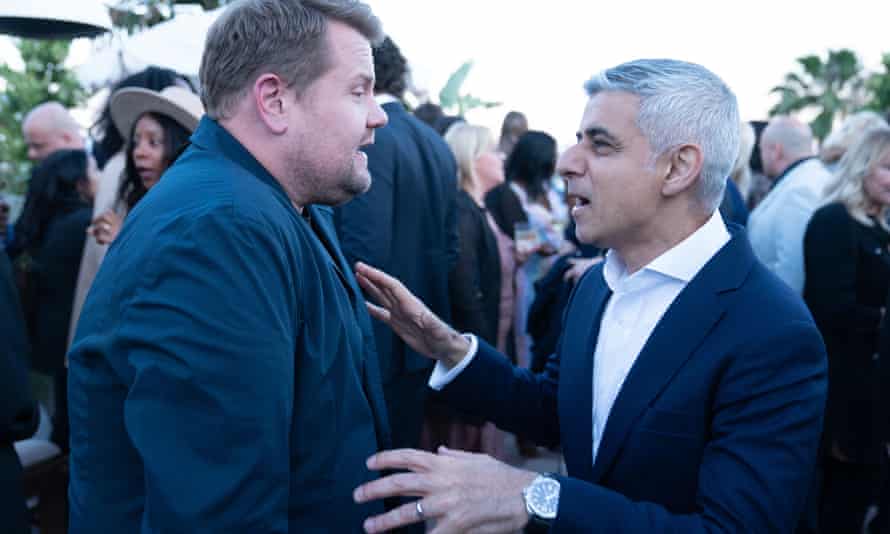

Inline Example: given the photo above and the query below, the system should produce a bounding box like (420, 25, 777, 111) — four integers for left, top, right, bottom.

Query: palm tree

(865, 53, 890, 115)
(438, 61, 501, 117)
(769, 49, 867, 141)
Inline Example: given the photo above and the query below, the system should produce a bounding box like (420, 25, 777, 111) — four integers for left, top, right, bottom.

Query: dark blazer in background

(883, 287, 890, 442)
(335, 100, 458, 449)
(449, 190, 501, 345)
(484, 181, 527, 238)
(68, 118, 391, 533)
(1, 253, 39, 534)
(804, 202, 890, 464)
(26, 205, 91, 375)
(438, 227, 828, 533)
(719, 178, 749, 227)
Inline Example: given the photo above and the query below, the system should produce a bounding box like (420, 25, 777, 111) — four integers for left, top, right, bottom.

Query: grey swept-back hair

(584, 59, 740, 212)
(200, 0, 383, 121)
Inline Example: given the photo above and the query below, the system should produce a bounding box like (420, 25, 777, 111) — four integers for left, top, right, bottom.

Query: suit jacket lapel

(559, 268, 611, 482)
(307, 205, 393, 450)
(306, 207, 357, 298)
(589, 231, 751, 482)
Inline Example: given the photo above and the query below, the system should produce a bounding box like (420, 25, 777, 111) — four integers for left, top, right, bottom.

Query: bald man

(22, 101, 84, 162)
(748, 116, 833, 293)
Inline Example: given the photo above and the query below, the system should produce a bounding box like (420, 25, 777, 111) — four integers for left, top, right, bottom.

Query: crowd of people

(1, 0, 890, 532)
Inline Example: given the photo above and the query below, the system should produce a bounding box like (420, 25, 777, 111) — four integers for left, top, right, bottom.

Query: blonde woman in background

(803, 127, 890, 533)
(420, 122, 508, 460)
(730, 121, 756, 203)
(820, 110, 888, 172)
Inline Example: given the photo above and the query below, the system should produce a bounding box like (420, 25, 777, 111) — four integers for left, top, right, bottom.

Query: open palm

(354, 262, 469, 364)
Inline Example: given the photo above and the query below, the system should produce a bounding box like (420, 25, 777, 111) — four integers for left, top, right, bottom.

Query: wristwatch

(522, 473, 560, 531)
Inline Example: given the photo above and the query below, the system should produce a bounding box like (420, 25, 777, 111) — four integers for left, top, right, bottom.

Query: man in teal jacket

(67, 1, 392, 531)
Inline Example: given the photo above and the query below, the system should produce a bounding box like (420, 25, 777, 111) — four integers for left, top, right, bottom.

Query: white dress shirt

(430, 210, 731, 463)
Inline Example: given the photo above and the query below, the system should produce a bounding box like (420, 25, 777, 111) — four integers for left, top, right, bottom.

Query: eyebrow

(352, 73, 374, 87)
(577, 126, 620, 144)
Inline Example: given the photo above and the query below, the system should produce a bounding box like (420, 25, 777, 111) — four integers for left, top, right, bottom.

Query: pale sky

(2, 0, 889, 148)
(366, 0, 890, 147)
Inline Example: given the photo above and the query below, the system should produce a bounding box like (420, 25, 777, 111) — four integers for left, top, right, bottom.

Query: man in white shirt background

(352, 59, 827, 534)
(748, 116, 834, 293)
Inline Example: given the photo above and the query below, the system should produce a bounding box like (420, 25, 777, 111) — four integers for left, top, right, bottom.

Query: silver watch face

(527, 476, 560, 519)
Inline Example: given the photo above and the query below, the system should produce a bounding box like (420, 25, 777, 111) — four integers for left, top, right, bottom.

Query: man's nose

(368, 100, 388, 129)
(556, 145, 583, 180)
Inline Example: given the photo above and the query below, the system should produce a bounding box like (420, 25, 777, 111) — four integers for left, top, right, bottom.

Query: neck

(465, 182, 485, 206)
(614, 208, 711, 275)
(219, 116, 306, 211)
(775, 153, 811, 178)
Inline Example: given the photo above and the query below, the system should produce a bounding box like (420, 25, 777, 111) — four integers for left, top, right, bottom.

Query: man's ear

(253, 73, 290, 135)
(61, 131, 78, 148)
(661, 143, 704, 198)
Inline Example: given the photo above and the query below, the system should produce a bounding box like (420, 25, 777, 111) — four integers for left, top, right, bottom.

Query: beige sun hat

(110, 86, 204, 137)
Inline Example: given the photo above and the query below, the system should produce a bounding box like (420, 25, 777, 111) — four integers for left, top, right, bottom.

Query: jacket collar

(581, 224, 754, 482)
(189, 117, 294, 209)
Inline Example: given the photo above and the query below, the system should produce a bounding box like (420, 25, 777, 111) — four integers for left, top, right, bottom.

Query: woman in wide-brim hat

(89, 86, 203, 245)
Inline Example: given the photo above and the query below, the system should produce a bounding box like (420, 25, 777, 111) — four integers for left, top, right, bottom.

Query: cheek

(866, 170, 890, 197)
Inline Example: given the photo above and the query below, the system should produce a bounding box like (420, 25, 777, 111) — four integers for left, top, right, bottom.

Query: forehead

(135, 114, 163, 131)
(579, 91, 642, 137)
(325, 20, 373, 75)
(23, 122, 51, 140)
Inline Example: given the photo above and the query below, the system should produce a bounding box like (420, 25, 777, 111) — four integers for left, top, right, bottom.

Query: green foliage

(769, 49, 867, 141)
(0, 39, 87, 195)
(110, 0, 230, 33)
(438, 61, 501, 117)
(865, 53, 890, 114)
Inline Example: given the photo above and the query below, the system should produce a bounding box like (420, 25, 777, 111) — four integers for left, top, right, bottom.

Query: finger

(354, 471, 431, 503)
(367, 448, 438, 472)
(437, 445, 479, 459)
(356, 262, 410, 300)
(362, 500, 425, 533)
(356, 272, 393, 309)
(363, 493, 453, 534)
(365, 302, 391, 323)
(355, 262, 397, 287)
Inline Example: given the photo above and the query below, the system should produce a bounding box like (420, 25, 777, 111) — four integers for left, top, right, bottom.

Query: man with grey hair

(351, 59, 827, 533)
(67, 1, 393, 532)
(21, 101, 84, 162)
(748, 116, 833, 293)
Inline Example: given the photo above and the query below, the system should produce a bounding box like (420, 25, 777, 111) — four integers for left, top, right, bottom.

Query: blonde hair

(729, 121, 755, 200)
(823, 126, 890, 229)
(444, 123, 496, 192)
(820, 110, 888, 164)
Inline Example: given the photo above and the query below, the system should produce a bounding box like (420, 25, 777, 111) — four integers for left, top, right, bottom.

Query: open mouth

(567, 194, 591, 210)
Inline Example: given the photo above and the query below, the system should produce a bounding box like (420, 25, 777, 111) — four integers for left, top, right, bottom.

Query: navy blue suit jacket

(68, 118, 391, 533)
(440, 226, 827, 533)
(335, 101, 458, 381)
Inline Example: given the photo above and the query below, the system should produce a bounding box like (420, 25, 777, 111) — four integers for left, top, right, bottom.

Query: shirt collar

(603, 210, 731, 291)
(771, 156, 816, 190)
(375, 93, 400, 106)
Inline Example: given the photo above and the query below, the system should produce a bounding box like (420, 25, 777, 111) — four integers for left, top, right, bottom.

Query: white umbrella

(76, 6, 224, 90)
(0, 0, 111, 39)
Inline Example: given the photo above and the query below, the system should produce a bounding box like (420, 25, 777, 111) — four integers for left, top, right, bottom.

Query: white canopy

(76, 7, 224, 90)
(0, 0, 111, 39)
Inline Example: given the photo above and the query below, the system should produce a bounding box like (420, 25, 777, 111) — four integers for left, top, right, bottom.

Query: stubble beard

(287, 152, 370, 207)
